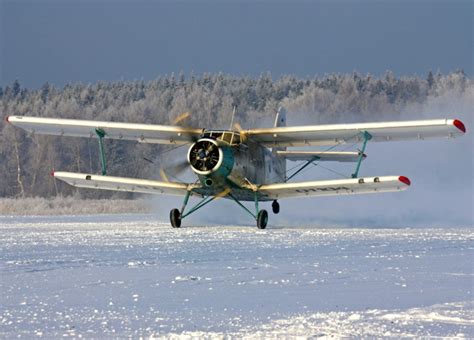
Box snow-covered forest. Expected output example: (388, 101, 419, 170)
(0, 71, 470, 198)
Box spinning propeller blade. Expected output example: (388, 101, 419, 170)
(233, 122, 247, 143)
(159, 159, 189, 182)
(172, 111, 192, 125)
(215, 187, 231, 199)
(159, 168, 169, 182)
(171, 111, 201, 143)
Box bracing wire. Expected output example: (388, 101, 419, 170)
(280, 132, 363, 182)
(290, 138, 362, 180)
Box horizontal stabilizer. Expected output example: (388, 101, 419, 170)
(277, 150, 365, 162)
(53, 171, 196, 195)
(6, 116, 203, 145)
(258, 175, 411, 199)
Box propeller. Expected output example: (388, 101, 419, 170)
(172, 111, 192, 126)
(154, 110, 199, 182)
(233, 122, 247, 143)
(159, 159, 190, 182)
(172, 110, 202, 145)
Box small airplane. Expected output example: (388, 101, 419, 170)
(6, 109, 466, 229)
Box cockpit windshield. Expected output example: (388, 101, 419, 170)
(202, 130, 241, 145)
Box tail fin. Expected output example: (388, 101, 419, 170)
(274, 106, 287, 127)
(272, 107, 287, 181)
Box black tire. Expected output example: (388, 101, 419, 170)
(257, 209, 268, 229)
(170, 208, 182, 228)
(272, 200, 280, 214)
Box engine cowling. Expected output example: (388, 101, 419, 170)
(187, 138, 234, 177)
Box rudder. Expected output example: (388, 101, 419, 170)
(272, 107, 287, 181)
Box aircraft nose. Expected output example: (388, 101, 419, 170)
(198, 150, 207, 159)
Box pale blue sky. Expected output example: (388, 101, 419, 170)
(1, 0, 472, 88)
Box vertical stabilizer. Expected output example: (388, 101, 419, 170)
(272, 107, 287, 182)
(274, 106, 287, 127)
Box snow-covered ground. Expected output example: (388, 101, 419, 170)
(0, 215, 472, 337)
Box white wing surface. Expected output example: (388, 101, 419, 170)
(276, 150, 364, 162)
(258, 176, 411, 199)
(53, 171, 198, 195)
(245, 119, 466, 147)
(6, 116, 203, 145)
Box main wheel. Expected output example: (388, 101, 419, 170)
(257, 209, 268, 229)
(272, 200, 280, 214)
(170, 208, 182, 228)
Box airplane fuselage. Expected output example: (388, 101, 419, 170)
(187, 130, 285, 201)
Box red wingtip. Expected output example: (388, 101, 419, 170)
(50, 171, 55, 177)
(5, 116, 10, 123)
(398, 176, 411, 186)
(453, 119, 466, 133)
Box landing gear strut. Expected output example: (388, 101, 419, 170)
(227, 192, 269, 229)
(272, 200, 280, 214)
(170, 189, 271, 229)
(169, 190, 218, 228)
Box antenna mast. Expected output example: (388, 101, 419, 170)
(229, 105, 236, 130)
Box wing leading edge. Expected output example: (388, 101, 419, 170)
(6, 116, 203, 145)
(245, 119, 466, 147)
(258, 176, 411, 199)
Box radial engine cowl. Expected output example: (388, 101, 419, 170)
(187, 138, 223, 175)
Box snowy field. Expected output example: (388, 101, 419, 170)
(0, 214, 472, 338)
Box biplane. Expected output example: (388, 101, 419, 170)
(6, 109, 466, 228)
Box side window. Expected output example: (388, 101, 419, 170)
(233, 134, 240, 144)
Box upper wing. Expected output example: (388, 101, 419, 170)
(245, 119, 466, 147)
(276, 150, 364, 162)
(53, 171, 200, 195)
(258, 175, 411, 199)
(6, 116, 203, 145)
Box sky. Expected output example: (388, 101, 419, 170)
(1, 0, 472, 88)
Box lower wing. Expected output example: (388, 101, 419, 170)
(53, 172, 410, 200)
(53, 171, 199, 195)
(258, 176, 411, 199)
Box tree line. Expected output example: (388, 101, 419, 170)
(0, 70, 469, 198)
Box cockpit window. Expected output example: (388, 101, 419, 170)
(202, 130, 241, 145)
(232, 133, 240, 144)
(222, 132, 232, 144)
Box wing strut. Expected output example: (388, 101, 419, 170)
(95, 128, 107, 175)
(351, 131, 372, 178)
